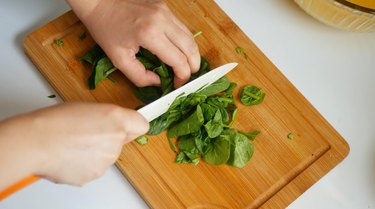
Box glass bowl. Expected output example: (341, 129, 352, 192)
(294, 0, 375, 32)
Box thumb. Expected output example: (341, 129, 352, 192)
(122, 109, 150, 144)
(111, 48, 161, 87)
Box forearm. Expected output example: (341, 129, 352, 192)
(0, 116, 44, 191)
(65, 0, 102, 20)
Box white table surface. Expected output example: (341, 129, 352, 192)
(1, 0, 375, 208)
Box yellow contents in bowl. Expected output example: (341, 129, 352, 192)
(295, 0, 375, 32)
(347, 0, 375, 10)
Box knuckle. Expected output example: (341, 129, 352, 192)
(138, 22, 158, 38)
(173, 58, 190, 78)
(110, 54, 131, 72)
(185, 43, 201, 73)
(186, 41, 199, 57)
(105, 105, 127, 128)
(174, 54, 189, 69)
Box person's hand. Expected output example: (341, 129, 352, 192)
(0, 102, 148, 188)
(67, 0, 201, 88)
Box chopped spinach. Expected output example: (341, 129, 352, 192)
(135, 135, 148, 145)
(239, 130, 261, 141)
(287, 133, 295, 139)
(240, 85, 266, 106)
(144, 76, 261, 167)
(80, 44, 265, 168)
(235, 46, 249, 59)
(193, 31, 203, 37)
(79, 32, 87, 41)
(168, 105, 204, 138)
(235, 47, 244, 54)
(55, 40, 64, 46)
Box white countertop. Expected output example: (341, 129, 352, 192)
(1, 0, 375, 208)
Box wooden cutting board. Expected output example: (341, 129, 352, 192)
(23, 1, 349, 208)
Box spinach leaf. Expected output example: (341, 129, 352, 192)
(198, 76, 231, 97)
(168, 105, 204, 138)
(80, 44, 106, 65)
(133, 86, 162, 104)
(194, 130, 208, 155)
(203, 137, 230, 165)
(137, 47, 160, 65)
(204, 110, 224, 138)
(225, 82, 237, 95)
(178, 137, 200, 160)
(177, 135, 196, 152)
(88, 57, 117, 89)
(226, 130, 254, 168)
(153, 64, 174, 95)
(200, 103, 217, 122)
(240, 85, 266, 106)
(240, 130, 261, 141)
(137, 56, 156, 69)
(189, 57, 210, 81)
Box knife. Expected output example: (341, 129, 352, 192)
(138, 62, 238, 122)
(0, 62, 238, 200)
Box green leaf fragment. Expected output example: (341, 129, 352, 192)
(79, 32, 87, 41)
(235, 47, 249, 59)
(287, 133, 295, 139)
(235, 47, 244, 54)
(135, 135, 148, 145)
(240, 130, 261, 141)
(193, 31, 202, 37)
(55, 40, 64, 46)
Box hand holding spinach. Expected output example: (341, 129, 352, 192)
(68, 0, 200, 87)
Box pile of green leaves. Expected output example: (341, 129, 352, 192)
(146, 76, 260, 168)
(81, 45, 263, 168)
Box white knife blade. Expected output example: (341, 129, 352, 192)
(137, 62, 238, 122)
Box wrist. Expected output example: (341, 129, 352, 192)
(66, 0, 103, 20)
(0, 115, 47, 189)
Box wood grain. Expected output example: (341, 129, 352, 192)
(23, 1, 349, 208)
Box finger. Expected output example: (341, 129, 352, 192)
(109, 47, 161, 87)
(142, 36, 191, 88)
(169, 19, 201, 74)
(121, 109, 150, 143)
(172, 16, 192, 35)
